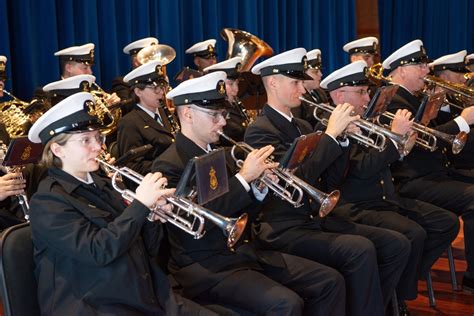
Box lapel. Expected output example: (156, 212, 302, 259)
(134, 105, 173, 137)
(393, 86, 420, 113)
(263, 104, 301, 141)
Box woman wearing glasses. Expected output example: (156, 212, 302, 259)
(27, 92, 221, 315)
(117, 60, 175, 175)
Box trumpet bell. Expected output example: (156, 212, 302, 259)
(221, 28, 273, 71)
(453, 131, 468, 155)
(137, 44, 177, 66)
(227, 213, 248, 248)
(318, 190, 340, 218)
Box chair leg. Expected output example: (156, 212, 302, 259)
(447, 245, 458, 291)
(426, 272, 436, 307)
(391, 290, 399, 316)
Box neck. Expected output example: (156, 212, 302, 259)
(181, 126, 209, 151)
(62, 167, 88, 182)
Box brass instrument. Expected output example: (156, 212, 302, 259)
(302, 97, 415, 156)
(97, 159, 248, 248)
(218, 131, 339, 217)
(136, 44, 176, 76)
(0, 142, 29, 221)
(0, 90, 32, 137)
(221, 28, 273, 71)
(378, 110, 467, 154)
(366, 63, 392, 85)
(90, 83, 122, 136)
(424, 75, 474, 110)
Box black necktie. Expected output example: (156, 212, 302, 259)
(290, 119, 302, 136)
(154, 113, 163, 126)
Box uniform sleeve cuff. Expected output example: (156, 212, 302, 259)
(454, 116, 470, 133)
(235, 173, 251, 192)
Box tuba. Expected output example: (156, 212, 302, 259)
(136, 44, 176, 77)
(221, 28, 273, 71)
(0, 90, 32, 137)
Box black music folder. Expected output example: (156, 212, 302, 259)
(175, 148, 229, 205)
(2, 137, 43, 167)
(279, 131, 323, 170)
(363, 85, 399, 119)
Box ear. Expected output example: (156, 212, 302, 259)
(133, 87, 142, 98)
(50, 142, 65, 159)
(178, 106, 192, 122)
(64, 62, 74, 75)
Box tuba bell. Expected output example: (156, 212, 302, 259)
(136, 44, 176, 77)
(221, 28, 273, 71)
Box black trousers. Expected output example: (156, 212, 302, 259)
(257, 221, 409, 316)
(349, 200, 459, 300)
(195, 253, 345, 316)
(399, 176, 474, 274)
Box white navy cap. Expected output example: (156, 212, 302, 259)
(123, 60, 168, 86)
(123, 37, 158, 55)
(251, 48, 312, 80)
(382, 39, 430, 71)
(430, 50, 469, 73)
(0, 55, 6, 80)
(306, 49, 322, 69)
(43, 75, 96, 92)
(343, 37, 379, 55)
(167, 71, 229, 109)
(185, 39, 217, 59)
(28, 92, 102, 144)
(203, 57, 242, 79)
(54, 43, 95, 65)
(465, 53, 474, 66)
(43, 75, 96, 106)
(320, 60, 369, 91)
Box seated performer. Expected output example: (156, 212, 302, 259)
(343, 36, 379, 67)
(322, 60, 459, 314)
(152, 71, 346, 315)
(292, 48, 326, 128)
(383, 39, 474, 293)
(112, 37, 159, 114)
(245, 48, 412, 315)
(27, 91, 230, 315)
(185, 39, 218, 72)
(117, 60, 175, 174)
(204, 57, 250, 142)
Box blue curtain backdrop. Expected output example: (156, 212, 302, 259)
(378, 0, 474, 63)
(0, 0, 356, 100)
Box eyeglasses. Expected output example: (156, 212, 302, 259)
(190, 106, 230, 123)
(339, 89, 369, 96)
(145, 84, 167, 93)
(67, 133, 106, 148)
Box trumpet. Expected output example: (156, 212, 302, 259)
(96, 159, 248, 248)
(377, 110, 467, 154)
(217, 131, 339, 217)
(424, 75, 474, 110)
(301, 97, 415, 156)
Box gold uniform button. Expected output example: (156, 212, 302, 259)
(380, 180, 384, 185)
(230, 247, 235, 252)
(382, 195, 386, 200)
(310, 215, 314, 219)
(172, 138, 175, 142)
(391, 177, 395, 182)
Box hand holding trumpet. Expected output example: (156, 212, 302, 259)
(325, 103, 359, 139)
(135, 172, 175, 223)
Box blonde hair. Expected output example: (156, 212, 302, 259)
(40, 133, 74, 168)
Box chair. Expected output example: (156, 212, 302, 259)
(426, 244, 458, 307)
(0, 223, 40, 316)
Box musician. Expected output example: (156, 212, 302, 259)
(152, 71, 346, 315)
(430, 50, 471, 121)
(323, 60, 459, 313)
(384, 39, 474, 293)
(117, 61, 174, 175)
(245, 48, 410, 315)
(111, 37, 158, 111)
(42, 74, 96, 106)
(185, 39, 217, 72)
(343, 36, 379, 67)
(204, 57, 249, 142)
(465, 53, 474, 81)
(291, 49, 326, 128)
(27, 92, 222, 315)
